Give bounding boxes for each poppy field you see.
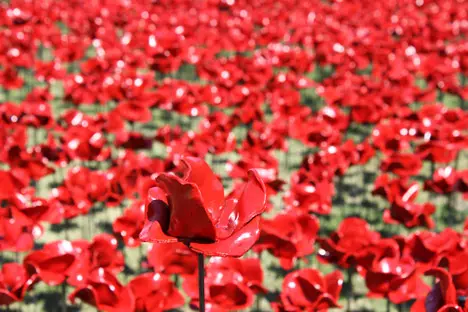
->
[1,0,468,311]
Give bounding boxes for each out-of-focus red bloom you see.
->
[272,269,343,311]
[23,240,76,285]
[0,208,37,252]
[0,169,29,200]
[411,268,464,312]
[69,268,134,312]
[255,211,319,269]
[62,127,110,161]
[284,169,335,215]
[113,201,145,247]
[362,255,430,304]
[208,257,267,294]
[383,200,436,229]
[226,149,284,197]
[425,167,459,194]
[0,263,38,306]
[404,229,461,267]
[416,141,458,164]
[146,242,197,276]
[129,273,184,312]
[183,260,255,311]
[139,156,266,257]
[0,66,23,90]
[439,249,468,297]
[317,217,380,268]
[373,174,420,203]
[115,131,153,150]
[380,153,423,177]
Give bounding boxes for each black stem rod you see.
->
[198,253,205,312]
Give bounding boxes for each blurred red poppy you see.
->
[0,262,38,306]
[272,269,343,311]
[255,211,319,269]
[129,273,185,312]
[69,268,134,312]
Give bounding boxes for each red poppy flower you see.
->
[425,167,459,194]
[380,153,423,177]
[146,242,198,276]
[272,269,343,311]
[129,273,185,312]
[284,169,335,215]
[362,255,430,304]
[416,141,458,164]
[226,149,285,197]
[139,156,266,257]
[317,217,380,268]
[439,249,468,297]
[0,211,37,252]
[113,201,146,247]
[183,261,255,311]
[23,240,77,285]
[255,211,319,269]
[0,66,23,90]
[404,229,461,267]
[208,257,267,294]
[0,262,38,306]
[372,174,420,204]
[383,200,436,229]
[69,268,134,312]
[411,268,463,312]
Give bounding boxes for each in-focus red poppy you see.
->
[317,217,380,268]
[23,240,77,285]
[129,273,185,312]
[69,268,134,312]
[272,269,343,311]
[146,242,198,276]
[0,262,38,306]
[255,211,319,269]
[139,156,266,257]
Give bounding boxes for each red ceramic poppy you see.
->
[373,174,420,204]
[404,229,461,267]
[380,153,423,177]
[362,255,430,304]
[411,268,463,312]
[113,201,146,247]
[255,211,320,269]
[383,200,436,229]
[208,257,267,294]
[272,269,343,311]
[0,262,38,306]
[317,217,380,268]
[139,156,266,257]
[425,167,459,194]
[23,240,77,285]
[69,268,134,312]
[183,261,256,311]
[146,242,198,276]
[129,273,185,312]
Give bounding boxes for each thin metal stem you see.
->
[198,253,205,312]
